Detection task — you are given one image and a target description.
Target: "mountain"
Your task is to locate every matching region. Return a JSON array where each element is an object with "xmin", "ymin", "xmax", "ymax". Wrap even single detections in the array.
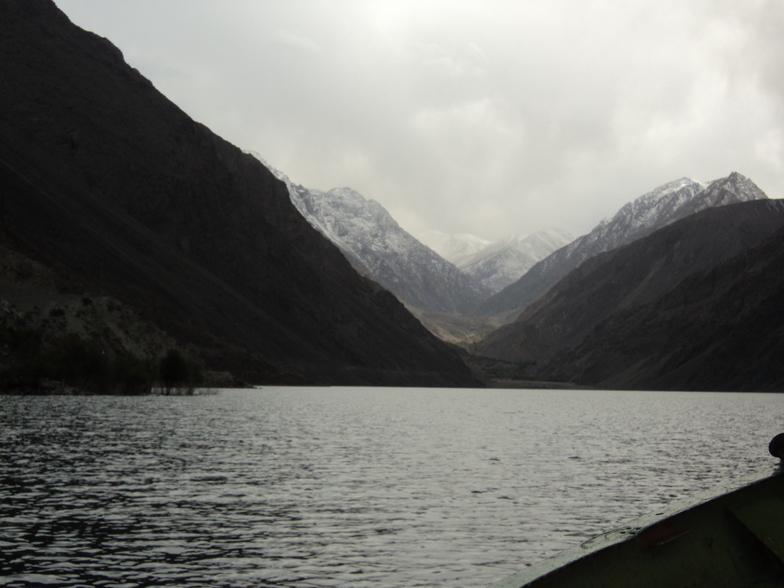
[
  {"xmin": 419, "ymin": 231, "xmax": 492, "ymax": 266},
  {"xmin": 473, "ymin": 199, "xmax": 784, "ymax": 367},
  {"xmin": 0, "ymin": 0, "xmax": 480, "ymax": 387},
  {"xmin": 253, "ymin": 157, "xmax": 492, "ymax": 315},
  {"xmin": 473, "ymin": 174, "xmax": 768, "ymax": 321},
  {"xmin": 458, "ymin": 228, "xmax": 573, "ymax": 295},
  {"xmin": 536, "ymin": 220, "xmax": 784, "ymax": 391}
]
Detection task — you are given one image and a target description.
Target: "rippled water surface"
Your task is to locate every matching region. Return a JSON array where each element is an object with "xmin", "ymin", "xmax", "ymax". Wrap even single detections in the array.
[{"xmin": 1, "ymin": 387, "xmax": 783, "ymax": 587}]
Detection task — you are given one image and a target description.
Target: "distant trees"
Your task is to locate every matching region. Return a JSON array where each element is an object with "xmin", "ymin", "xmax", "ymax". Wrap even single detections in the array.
[
  {"xmin": 0, "ymin": 326, "xmax": 203, "ymax": 395},
  {"xmin": 158, "ymin": 348, "xmax": 203, "ymax": 395}
]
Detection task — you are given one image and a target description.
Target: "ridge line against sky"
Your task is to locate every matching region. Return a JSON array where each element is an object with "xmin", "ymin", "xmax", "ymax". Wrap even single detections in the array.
[{"xmin": 54, "ymin": 0, "xmax": 784, "ymax": 242}]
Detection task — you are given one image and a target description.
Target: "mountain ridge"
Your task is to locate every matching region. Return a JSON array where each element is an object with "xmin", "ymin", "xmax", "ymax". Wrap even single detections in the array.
[
  {"xmin": 473, "ymin": 199, "xmax": 784, "ymax": 366},
  {"xmin": 472, "ymin": 173, "xmax": 768, "ymax": 321},
  {"xmin": 536, "ymin": 221, "xmax": 784, "ymax": 391}
]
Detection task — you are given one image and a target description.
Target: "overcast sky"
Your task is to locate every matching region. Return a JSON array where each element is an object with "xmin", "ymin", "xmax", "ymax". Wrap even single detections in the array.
[{"xmin": 56, "ymin": 0, "xmax": 784, "ymax": 243}]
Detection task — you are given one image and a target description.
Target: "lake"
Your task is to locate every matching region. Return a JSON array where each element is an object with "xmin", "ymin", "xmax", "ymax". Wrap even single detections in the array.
[{"xmin": 1, "ymin": 387, "xmax": 782, "ymax": 587}]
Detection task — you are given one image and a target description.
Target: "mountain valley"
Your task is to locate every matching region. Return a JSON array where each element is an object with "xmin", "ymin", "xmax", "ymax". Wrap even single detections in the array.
[
  {"xmin": 249, "ymin": 155, "xmax": 492, "ymax": 315},
  {"xmin": 267, "ymin": 162, "xmax": 784, "ymax": 391},
  {"xmin": 3, "ymin": 0, "xmax": 782, "ymax": 392}
]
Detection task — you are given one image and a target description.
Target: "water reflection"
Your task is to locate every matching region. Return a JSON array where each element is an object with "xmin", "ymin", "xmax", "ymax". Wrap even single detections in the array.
[{"xmin": 1, "ymin": 388, "xmax": 782, "ymax": 587}]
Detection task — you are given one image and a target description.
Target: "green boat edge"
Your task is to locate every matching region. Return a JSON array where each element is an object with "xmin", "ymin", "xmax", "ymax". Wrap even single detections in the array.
[{"xmin": 490, "ymin": 462, "xmax": 784, "ymax": 588}]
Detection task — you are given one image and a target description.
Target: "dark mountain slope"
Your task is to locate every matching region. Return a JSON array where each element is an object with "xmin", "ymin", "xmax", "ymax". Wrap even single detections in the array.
[
  {"xmin": 0, "ymin": 0, "xmax": 479, "ymax": 386},
  {"xmin": 537, "ymin": 225, "xmax": 784, "ymax": 391},
  {"xmin": 474, "ymin": 199, "xmax": 784, "ymax": 365}
]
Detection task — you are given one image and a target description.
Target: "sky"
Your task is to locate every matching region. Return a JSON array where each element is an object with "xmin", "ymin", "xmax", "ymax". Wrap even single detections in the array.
[{"xmin": 55, "ymin": 0, "xmax": 784, "ymax": 243}]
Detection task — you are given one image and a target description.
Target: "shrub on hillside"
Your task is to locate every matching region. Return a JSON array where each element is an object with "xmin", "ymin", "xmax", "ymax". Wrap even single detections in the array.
[{"xmin": 0, "ymin": 326, "xmax": 160, "ymax": 394}]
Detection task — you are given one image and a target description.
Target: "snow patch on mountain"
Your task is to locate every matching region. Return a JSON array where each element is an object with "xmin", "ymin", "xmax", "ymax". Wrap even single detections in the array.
[
  {"xmin": 474, "ymin": 172, "xmax": 769, "ymax": 319},
  {"xmin": 458, "ymin": 228, "xmax": 574, "ymax": 294},
  {"xmin": 419, "ymin": 231, "xmax": 492, "ymax": 266},
  {"xmin": 246, "ymin": 151, "xmax": 491, "ymax": 314}
]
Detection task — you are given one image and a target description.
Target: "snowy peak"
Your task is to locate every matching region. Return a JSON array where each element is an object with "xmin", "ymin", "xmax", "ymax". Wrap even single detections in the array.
[
  {"xmin": 507, "ymin": 228, "xmax": 574, "ymax": 261},
  {"xmin": 685, "ymin": 171, "xmax": 767, "ymax": 211},
  {"xmin": 587, "ymin": 178, "xmax": 707, "ymax": 253},
  {"xmin": 325, "ymin": 187, "xmax": 390, "ymax": 223},
  {"xmin": 419, "ymin": 231, "xmax": 492, "ymax": 266},
  {"xmin": 474, "ymin": 172, "xmax": 769, "ymax": 320},
  {"xmin": 244, "ymin": 151, "xmax": 490, "ymax": 314},
  {"xmin": 458, "ymin": 233, "xmax": 527, "ymax": 268},
  {"xmin": 570, "ymin": 174, "xmax": 767, "ymax": 264},
  {"xmin": 575, "ymin": 173, "xmax": 768, "ymax": 267},
  {"xmin": 244, "ymin": 152, "xmax": 366, "ymax": 267},
  {"xmin": 458, "ymin": 228, "xmax": 574, "ymax": 294}
]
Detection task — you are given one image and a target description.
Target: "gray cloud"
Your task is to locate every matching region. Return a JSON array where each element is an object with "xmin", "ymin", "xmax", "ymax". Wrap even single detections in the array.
[{"xmin": 55, "ymin": 0, "xmax": 784, "ymax": 242}]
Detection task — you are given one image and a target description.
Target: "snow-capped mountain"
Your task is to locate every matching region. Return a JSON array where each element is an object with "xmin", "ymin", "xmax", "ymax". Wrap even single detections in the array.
[
  {"xmin": 247, "ymin": 152, "xmax": 491, "ymax": 314},
  {"xmin": 457, "ymin": 228, "xmax": 574, "ymax": 295},
  {"xmin": 474, "ymin": 197, "xmax": 784, "ymax": 376},
  {"xmin": 474, "ymin": 172, "xmax": 768, "ymax": 320},
  {"xmin": 419, "ymin": 231, "xmax": 492, "ymax": 266}
]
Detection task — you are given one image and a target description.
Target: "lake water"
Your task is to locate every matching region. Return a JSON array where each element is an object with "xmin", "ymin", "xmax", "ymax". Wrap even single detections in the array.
[{"xmin": 1, "ymin": 387, "xmax": 782, "ymax": 587}]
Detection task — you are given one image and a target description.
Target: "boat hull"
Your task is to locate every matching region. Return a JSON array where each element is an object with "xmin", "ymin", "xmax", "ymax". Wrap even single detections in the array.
[{"xmin": 490, "ymin": 467, "xmax": 784, "ymax": 588}]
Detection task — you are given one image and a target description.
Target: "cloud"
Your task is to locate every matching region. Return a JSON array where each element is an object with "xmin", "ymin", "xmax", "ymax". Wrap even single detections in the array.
[
  {"xmin": 55, "ymin": 0, "xmax": 784, "ymax": 242},
  {"xmin": 274, "ymin": 30, "xmax": 324, "ymax": 56}
]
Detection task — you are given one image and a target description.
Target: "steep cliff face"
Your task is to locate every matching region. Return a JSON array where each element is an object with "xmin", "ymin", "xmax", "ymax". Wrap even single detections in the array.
[
  {"xmin": 474, "ymin": 200, "xmax": 784, "ymax": 366},
  {"xmin": 0, "ymin": 0, "xmax": 480, "ymax": 386},
  {"xmin": 474, "ymin": 174, "xmax": 768, "ymax": 321}
]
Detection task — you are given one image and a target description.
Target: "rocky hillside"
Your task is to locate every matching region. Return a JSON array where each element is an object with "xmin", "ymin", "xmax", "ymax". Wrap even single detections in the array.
[
  {"xmin": 254, "ymin": 156, "xmax": 491, "ymax": 314},
  {"xmin": 0, "ymin": 229, "xmax": 230, "ymax": 392},
  {"xmin": 0, "ymin": 0, "xmax": 480, "ymax": 387},
  {"xmin": 537, "ymin": 223, "xmax": 784, "ymax": 391},
  {"xmin": 0, "ymin": 238, "xmax": 176, "ymax": 361},
  {"xmin": 474, "ymin": 199, "xmax": 784, "ymax": 367},
  {"xmin": 473, "ymin": 173, "xmax": 768, "ymax": 322}
]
